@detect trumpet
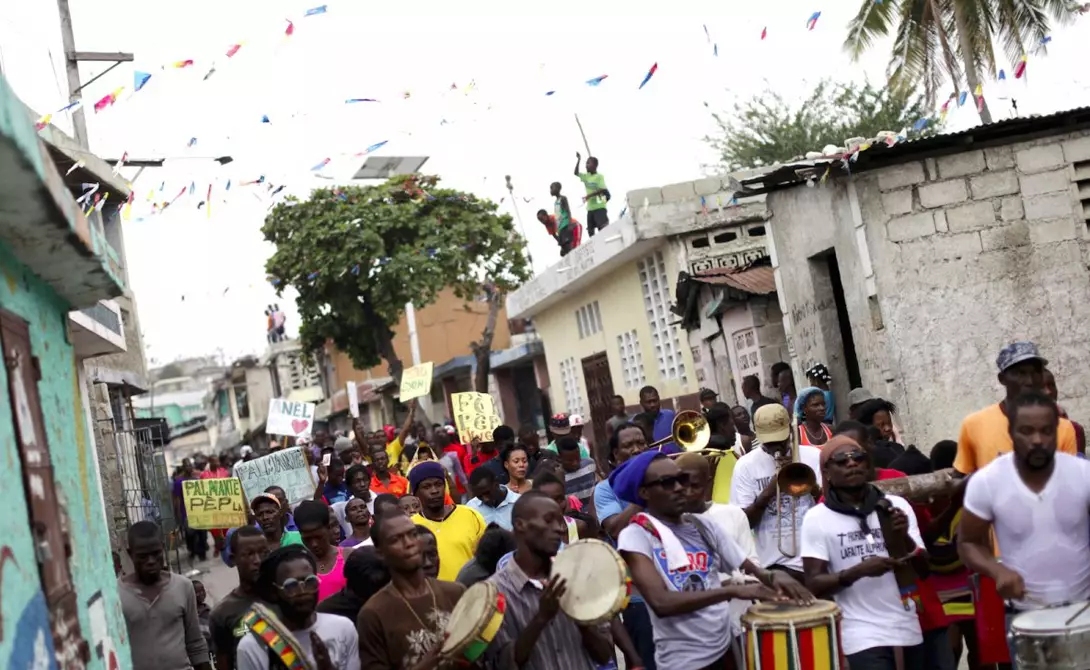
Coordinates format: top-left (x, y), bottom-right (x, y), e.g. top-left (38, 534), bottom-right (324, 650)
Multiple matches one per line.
top-left (774, 415), bottom-right (818, 558)
top-left (649, 410), bottom-right (713, 454)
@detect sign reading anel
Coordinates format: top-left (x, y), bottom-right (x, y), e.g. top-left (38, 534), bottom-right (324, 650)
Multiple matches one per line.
top-left (451, 392), bottom-right (503, 444)
top-left (182, 477), bottom-right (248, 529)
top-left (399, 362), bottom-right (434, 401)
top-left (266, 398), bottom-right (316, 437)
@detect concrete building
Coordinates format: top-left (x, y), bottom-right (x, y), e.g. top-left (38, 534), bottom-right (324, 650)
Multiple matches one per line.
top-left (743, 108), bottom-right (1090, 450)
top-left (0, 74), bottom-right (130, 669)
top-left (268, 338), bottom-right (323, 402)
top-left (207, 356), bottom-right (276, 453)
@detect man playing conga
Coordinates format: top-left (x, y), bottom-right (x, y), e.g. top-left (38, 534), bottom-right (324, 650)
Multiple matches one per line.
top-left (486, 492), bottom-right (614, 669)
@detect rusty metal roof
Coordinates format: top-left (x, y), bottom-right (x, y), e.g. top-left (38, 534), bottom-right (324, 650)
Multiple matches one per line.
top-left (692, 264), bottom-right (776, 295)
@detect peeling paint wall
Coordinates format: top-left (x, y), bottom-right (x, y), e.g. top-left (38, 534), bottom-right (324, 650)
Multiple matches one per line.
top-left (0, 242), bottom-right (131, 669)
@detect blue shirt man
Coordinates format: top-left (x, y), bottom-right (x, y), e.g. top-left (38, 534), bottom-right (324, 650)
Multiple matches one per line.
top-left (467, 467), bottom-right (520, 530)
top-left (641, 385), bottom-right (677, 454)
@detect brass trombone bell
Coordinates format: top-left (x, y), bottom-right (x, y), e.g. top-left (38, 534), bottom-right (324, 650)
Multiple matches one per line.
top-left (650, 410), bottom-right (712, 454)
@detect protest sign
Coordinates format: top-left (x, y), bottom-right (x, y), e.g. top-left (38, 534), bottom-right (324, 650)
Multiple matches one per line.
top-left (399, 362), bottom-right (434, 401)
top-left (267, 398), bottom-right (316, 438)
top-left (347, 382), bottom-right (360, 418)
top-left (182, 478), bottom-right (248, 529)
top-left (234, 447), bottom-right (314, 505)
top-left (451, 392), bottom-right (503, 444)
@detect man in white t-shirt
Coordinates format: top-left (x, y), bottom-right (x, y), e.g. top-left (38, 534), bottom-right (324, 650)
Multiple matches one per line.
top-left (959, 390), bottom-right (1090, 664)
top-left (801, 435), bottom-right (925, 669)
top-left (731, 403), bottom-right (822, 581)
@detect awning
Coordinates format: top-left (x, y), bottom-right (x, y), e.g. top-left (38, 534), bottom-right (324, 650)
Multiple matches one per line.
top-left (490, 340), bottom-right (544, 370)
top-left (692, 265), bottom-right (776, 294)
top-left (433, 355), bottom-right (475, 379)
top-left (287, 387), bottom-right (325, 403)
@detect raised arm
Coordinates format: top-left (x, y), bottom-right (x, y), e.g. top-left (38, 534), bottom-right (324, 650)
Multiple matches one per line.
top-left (573, 152), bottom-right (582, 177)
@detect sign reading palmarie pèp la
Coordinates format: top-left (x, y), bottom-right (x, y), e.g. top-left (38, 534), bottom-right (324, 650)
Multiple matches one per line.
top-left (182, 478), bottom-right (248, 530)
top-left (233, 447), bottom-right (314, 505)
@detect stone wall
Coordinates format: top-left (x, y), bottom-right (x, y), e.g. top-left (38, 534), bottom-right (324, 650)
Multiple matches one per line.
top-left (770, 128), bottom-right (1090, 450)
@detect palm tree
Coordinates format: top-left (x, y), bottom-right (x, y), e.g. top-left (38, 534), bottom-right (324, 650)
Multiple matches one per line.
top-left (845, 0), bottom-right (1078, 125)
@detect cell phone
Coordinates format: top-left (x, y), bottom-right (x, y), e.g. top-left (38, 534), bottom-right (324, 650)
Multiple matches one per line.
top-left (322, 453), bottom-right (332, 467)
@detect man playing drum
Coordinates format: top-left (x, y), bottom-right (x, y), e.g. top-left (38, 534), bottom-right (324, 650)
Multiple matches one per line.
top-left (958, 391), bottom-right (1090, 668)
top-left (485, 491), bottom-right (615, 669)
top-left (615, 451), bottom-right (809, 669)
top-left (358, 512), bottom-right (466, 669)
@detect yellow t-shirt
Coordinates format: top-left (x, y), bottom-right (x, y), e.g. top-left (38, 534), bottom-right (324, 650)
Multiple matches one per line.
top-left (412, 506), bottom-right (486, 581)
top-left (711, 452), bottom-right (739, 504)
top-left (954, 402), bottom-right (1077, 475)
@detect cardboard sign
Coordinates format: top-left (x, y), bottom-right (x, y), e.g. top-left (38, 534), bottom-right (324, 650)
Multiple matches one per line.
top-left (347, 381), bottom-right (360, 418)
top-left (182, 478), bottom-right (248, 529)
top-left (399, 362), bottom-right (434, 401)
top-left (267, 398), bottom-right (316, 438)
top-left (451, 392), bottom-right (503, 444)
top-left (234, 447), bottom-right (315, 505)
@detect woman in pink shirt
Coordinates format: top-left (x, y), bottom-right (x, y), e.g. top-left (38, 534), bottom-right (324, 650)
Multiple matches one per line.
top-left (294, 500), bottom-right (346, 601)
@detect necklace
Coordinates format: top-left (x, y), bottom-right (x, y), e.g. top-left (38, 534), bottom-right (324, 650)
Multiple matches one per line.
top-left (391, 580), bottom-right (437, 631)
top-left (317, 548), bottom-right (338, 574)
top-left (803, 423), bottom-right (826, 443)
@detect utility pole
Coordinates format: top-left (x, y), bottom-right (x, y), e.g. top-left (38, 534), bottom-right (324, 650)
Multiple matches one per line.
top-left (505, 175), bottom-right (535, 273)
top-left (57, 0), bottom-right (133, 149)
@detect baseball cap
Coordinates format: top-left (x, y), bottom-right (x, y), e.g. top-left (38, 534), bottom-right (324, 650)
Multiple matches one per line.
top-left (568, 413), bottom-right (585, 427)
top-left (334, 436), bottom-right (355, 454)
top-left (699, 388), bottom-right (718, 401)
top-left (549, 413), bottom-right (571, 435)
top-left (996, 341), bottom-right (1047, 373)
top-left (847, 388), bottom-right (875, 408)
top-left (249, 493), bottom-right (281, 511)
top-left (754, 404), bottom-right (792, 443)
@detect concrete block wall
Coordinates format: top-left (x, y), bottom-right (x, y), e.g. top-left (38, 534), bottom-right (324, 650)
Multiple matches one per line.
top-left (854, 130), bottom-right (1090, 447)
top-left (629, 175), bottom-right (769, 239)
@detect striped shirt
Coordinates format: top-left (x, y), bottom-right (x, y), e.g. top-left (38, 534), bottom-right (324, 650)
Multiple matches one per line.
top-left (485, 554), bottom-right (608, 670)
top-left (563, 458), bottom-right (598, 507)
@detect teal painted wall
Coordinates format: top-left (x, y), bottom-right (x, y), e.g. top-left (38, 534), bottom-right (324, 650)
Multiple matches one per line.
top-left (0, 243), bottom-right (131, 669)
top-left (134, 403), bottom-right (203, 428)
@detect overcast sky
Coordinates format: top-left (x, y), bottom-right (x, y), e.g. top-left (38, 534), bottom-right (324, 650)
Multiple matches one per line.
top-left (3, 0), bottom-right (1089, 366)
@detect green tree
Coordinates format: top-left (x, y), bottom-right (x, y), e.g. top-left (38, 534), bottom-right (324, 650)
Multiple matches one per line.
top-left (705, 80), bottom-right (939, 171)
top-left (845, 0), bottom-right (1076, 124)
top-left (263, 175), bottom-right (530, 389)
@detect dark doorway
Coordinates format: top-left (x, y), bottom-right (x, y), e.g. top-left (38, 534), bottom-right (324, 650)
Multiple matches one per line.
top-left (580, 353), bottom-right (615, 457)
top-left (822, 252), bottom-right (862, 389)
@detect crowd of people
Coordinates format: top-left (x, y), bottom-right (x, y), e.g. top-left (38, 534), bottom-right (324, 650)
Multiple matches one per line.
top-left (120, 339), bottom-right (1086, 670)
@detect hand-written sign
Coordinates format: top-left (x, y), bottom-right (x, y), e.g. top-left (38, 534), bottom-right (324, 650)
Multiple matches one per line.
top-left (347, 382), bottom-right (360, 418)
top-left (234, 447), bottom-right (315, 505)
top-left (182, 478), bottom-right (247, 530)
top-left (451, 392), bottom-right (503, 444)
top-left (399, 362), bottom-right (434, 401)
top-left (267, 398), bottom-right (315, 437)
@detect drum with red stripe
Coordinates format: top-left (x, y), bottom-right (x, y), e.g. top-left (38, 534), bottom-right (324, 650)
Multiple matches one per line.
top-left (741, 600), bottom-right (844, 670)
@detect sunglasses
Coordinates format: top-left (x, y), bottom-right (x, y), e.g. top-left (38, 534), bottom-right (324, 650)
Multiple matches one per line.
top-left (645, 473), bottom-right (692, 490)
top-left (828, 451), bottom-right (868, 466)
top-left (276, 574), bottom-right (320, 596)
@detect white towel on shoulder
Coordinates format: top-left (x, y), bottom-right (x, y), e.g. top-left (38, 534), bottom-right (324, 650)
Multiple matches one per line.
top-left (636, 512), bottom-right (690, 572)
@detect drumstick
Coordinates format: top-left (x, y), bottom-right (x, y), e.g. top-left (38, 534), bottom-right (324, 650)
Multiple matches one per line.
top-left (1066, 601), bottom-right (1090, 626)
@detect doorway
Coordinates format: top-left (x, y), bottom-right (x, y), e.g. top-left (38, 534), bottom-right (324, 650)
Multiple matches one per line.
top-left (809, 251), bottom-right (862, 390)
top-left (580, 352), bottom-right (615, 457)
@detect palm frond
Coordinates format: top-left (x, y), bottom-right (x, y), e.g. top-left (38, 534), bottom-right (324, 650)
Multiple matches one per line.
top-left (845, 0), bottom-right (903, 59)
top-left (960, 0), bottom-right (998, 81)
top-left (994, 0), bottom-right (1056, 65)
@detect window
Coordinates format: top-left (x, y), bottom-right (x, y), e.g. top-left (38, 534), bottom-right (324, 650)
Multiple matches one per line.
top-left (617, 330), bottom-right (646, 388)
top-left (637, 251), bottom-right (688, 384)
top-left (559, 357), bottom-right (584, 415)
top-left (234, 384), bottom-right (250, 419)
top-left (575, 301), bottom-right (603, 339)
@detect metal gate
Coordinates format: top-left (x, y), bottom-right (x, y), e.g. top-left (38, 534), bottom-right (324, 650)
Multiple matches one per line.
top-left (109, 419), bottom-right (184, 572)
top-left (580, 352), bottom-right (615, 461)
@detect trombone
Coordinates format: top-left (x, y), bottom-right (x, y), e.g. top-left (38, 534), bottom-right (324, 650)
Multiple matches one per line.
top-left (650, 410), bottom-right (714, 454)
top-left (774, 414), bottom-right (819, 558)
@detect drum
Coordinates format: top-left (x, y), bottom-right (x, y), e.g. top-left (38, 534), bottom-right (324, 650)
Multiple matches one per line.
top-left (741, 600), bottom-right (844, 670)
top-left (241, 603), bottom-right (317, 670)
top-left (440, 581), bottom-right (506, 663)
top-left (1009, 602), bottom-right (1090, 669)
top-left (551, 539), bottom-right (631, 625)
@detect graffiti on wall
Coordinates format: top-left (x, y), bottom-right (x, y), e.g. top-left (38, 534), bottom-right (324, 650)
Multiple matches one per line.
top-left (85, 592), bottom-right (119, 670)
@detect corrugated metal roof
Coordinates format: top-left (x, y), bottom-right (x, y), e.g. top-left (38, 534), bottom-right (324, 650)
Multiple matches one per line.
top-left (693, 265), bottom-right (776, 295)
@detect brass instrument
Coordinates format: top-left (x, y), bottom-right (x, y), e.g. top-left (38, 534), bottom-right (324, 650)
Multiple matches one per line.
top-left (774, 414), bottom-right (819, 558)
top-left (650, 410), bottom-right (712, 454)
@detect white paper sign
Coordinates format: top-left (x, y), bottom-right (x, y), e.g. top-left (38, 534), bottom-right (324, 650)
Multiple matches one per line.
top-left (266, 398), bottom-right (316, 438)
top-left (347, 382), bottom-right (360, 418)
top-left (234, 447), bottom-right (314, 505)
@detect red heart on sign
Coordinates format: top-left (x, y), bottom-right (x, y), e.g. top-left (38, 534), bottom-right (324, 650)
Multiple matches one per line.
top-left (292, 419), bottom-right (309, 434)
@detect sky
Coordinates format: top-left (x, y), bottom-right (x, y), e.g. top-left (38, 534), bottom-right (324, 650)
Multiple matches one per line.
top-left (3, 0), bottom-right (1090, 367)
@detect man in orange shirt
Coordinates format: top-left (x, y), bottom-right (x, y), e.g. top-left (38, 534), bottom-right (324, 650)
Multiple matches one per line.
top-left (954, 341), bottom-right (1078, 476)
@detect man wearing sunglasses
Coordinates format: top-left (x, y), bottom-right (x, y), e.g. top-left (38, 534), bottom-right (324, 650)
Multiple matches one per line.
top-left (800, 435), bottom-right (926, 670)
top-left (615, 451), bottom-right (795, 669)
top-left (236, 545), bottom-right (361, 670)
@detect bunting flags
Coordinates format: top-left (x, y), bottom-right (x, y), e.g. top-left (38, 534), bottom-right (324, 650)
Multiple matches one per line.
top-left (638, 63), bottom-right (658, 90)
top-left (172, 60), bottom-right (195, 69)
top-left (585, 74), bottom-right (608, 86)
top-left (134, 71), bottom-right (152, 92)
top-left (226, 43), bottom-right (243, 57)
top-left (93, 87), bottom-right (125, 113)
top-left (806, 12), bottom-right (821, 30)
top-left (1015, 54), bottom-right (1028, 78)
top-left (305, 5), bottom-right (327, 16)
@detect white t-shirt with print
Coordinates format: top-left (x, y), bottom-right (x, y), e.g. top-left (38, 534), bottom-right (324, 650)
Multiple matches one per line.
top-left (237, 612), bottom-right (360, 670)
top-left (963, 452), bottom-right (1090, 609)
top-left (800, 494), bottom-right (924, 656)
top-left (730, 445), bottom-right (823, 570)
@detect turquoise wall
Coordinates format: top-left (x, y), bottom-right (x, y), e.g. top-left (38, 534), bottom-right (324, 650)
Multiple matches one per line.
top-left (0, 243), bottom-right (131, 669)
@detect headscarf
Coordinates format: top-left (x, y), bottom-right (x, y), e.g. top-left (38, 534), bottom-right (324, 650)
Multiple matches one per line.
top-left (607, 450), bottom-right (666, 506)
top-left (408, 461), bottom-right (445, 493)
top-left (794, 386), bottom-right (825, 422)
top-left (806, 363), bottom-right (832, 384)
top-left (819, 435), bottom-right (862, 470)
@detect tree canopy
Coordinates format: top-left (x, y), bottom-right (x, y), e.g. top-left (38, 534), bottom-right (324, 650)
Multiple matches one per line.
top-left (263, 175), bottom-right (530, 381)
top-left (705, 80), bottom-right (940, 171)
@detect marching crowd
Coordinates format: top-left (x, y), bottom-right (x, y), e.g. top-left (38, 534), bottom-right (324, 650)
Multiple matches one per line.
top-left (117, 340), bottom-right (1088, 670)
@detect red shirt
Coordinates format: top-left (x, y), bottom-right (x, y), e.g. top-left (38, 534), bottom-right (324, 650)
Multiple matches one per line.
top-left (199, 467), bottom-right (229, 480)
top-left (462, 448), bottom-right (500, 478)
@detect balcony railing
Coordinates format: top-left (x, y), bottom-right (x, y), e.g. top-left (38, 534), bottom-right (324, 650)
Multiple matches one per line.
top-left (79, 301), bottom-right (122, 336)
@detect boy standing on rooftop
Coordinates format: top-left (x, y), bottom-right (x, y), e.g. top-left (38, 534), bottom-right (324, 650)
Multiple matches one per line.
top-left (575, 152), bottom-right (609, 236)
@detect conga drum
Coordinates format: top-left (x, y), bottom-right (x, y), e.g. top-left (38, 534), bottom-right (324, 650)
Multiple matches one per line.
top-left (1009, 602), bottom-right (1090, 669)
top-left (440, 581), bottom-right (506, 664)
top-left (241, 603), bottom-right (317, 670)
top-left (551, 539), bottom-right (631, 624)
top-left (741, 600), bottom-right (844, 670)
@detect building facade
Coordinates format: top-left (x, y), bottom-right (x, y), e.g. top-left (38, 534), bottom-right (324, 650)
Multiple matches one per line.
top-left (207, 356), bottom-right (276, 453)
top-left (0, 74), bottom-right (130, 669)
